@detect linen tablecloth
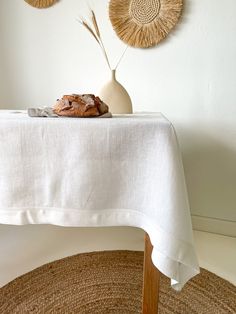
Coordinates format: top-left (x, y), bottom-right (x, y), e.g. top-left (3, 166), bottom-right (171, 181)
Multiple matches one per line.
top-left (0, 110), bottom-right (199, 290)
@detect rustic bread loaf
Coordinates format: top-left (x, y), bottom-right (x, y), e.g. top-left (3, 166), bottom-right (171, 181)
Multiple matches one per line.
top-left (53, 94), bottom-right (109, 117)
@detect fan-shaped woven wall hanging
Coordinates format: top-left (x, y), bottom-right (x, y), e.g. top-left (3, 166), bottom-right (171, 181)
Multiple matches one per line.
top-left (109, 0), bottom-right (183, 48)
top-left (24, 0), bottom-right (57, 8)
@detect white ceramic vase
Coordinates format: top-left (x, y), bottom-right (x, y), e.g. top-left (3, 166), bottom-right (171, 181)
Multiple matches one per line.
top-left (99, 69), bottom-right (133, 114)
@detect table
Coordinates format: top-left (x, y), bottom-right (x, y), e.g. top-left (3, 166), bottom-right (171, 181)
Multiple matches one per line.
top-left (0, 110), bottom-right (199, 313)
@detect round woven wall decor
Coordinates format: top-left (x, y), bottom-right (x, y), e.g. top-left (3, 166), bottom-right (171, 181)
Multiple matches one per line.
top-left (24, 0), bottom-right (57, 8)
top-left (109, 0), bottom-right (183, 48)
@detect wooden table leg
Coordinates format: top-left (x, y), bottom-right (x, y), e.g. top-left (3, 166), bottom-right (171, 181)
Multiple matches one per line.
top-left (142, 232), bottom-right (160, 314)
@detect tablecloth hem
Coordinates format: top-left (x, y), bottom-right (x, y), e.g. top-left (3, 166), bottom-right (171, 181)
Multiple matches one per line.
top-left (0, 206), bottom-right (199, 290)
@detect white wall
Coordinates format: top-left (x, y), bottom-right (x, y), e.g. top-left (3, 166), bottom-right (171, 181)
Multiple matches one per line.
top-left (0, 0), bottom-right (236, 233)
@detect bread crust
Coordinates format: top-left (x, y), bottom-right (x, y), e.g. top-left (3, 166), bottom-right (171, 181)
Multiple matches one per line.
top-left (53, 94), bottom-right (109, 117)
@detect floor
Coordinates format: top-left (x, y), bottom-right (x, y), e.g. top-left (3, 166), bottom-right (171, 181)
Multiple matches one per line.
top-left (0, 226), bottom-right (235, 287)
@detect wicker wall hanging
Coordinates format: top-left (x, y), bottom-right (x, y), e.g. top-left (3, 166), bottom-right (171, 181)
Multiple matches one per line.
top-left (109, 0), bottom-right (183, 48)
top-left (24, 0), bottom-right (57, 8)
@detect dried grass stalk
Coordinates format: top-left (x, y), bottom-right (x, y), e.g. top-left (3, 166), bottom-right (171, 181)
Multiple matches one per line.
top-left (77, 10), bottom-right (111, 70)
top-left (91, 10), bottom-right (101, 38)
top-left (109, 0), bottom-right (183, 48)
top-left (77, 19), bottom-right (100, 44)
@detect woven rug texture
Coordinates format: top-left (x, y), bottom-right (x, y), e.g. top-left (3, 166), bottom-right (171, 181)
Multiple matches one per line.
top-left (0, 250), bottom-right (235, 313)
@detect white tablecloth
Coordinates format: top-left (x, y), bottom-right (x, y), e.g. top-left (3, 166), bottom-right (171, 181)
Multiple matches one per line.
top-left (0, 110), bottom-right (199, 290)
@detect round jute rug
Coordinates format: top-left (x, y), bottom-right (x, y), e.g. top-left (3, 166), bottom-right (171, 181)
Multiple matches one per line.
top-left (0, 251), bottom-right (235, 313)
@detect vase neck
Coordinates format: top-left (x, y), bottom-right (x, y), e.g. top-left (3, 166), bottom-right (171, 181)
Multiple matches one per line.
top-left (111, 69), bottom-right (116, 81)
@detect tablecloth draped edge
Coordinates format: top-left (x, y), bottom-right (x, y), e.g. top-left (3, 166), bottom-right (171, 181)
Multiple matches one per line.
top-left (0, 206), bottom-right (200, 290)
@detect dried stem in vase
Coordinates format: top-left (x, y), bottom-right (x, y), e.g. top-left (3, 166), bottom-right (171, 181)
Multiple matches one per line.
top-left (77, 9), bottom-right (128, 71)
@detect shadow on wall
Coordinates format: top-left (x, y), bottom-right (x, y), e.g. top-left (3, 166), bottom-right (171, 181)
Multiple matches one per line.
top-left (181, 128), bottom-right (236, 222)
